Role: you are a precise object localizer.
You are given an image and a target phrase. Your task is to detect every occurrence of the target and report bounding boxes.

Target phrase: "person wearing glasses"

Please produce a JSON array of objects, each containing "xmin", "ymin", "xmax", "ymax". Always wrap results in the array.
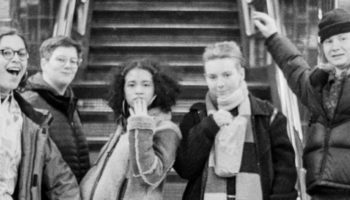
[
  {"xmin": 21, "ymin": 36, "xmax": 90, "ymax": 183},
  {"xmin": 0, "ymin": 30, "xmax": 80, "ymax": 199}
]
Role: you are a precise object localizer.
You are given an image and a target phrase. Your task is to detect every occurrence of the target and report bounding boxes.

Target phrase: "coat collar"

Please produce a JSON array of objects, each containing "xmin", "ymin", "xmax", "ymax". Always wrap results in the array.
[
  {"xmin": 25, "ymin": 72, "xmax": 74, "ymax": 97},
  {"xmin": 249, "ymin": 94, "xmax": 272, "ymax": 116}
]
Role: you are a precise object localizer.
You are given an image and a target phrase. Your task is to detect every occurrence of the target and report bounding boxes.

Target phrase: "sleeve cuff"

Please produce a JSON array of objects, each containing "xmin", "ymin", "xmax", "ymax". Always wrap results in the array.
[
  {"xmin": 203, "ymin": 115, "xmax": 220, "ymax": 140},
  {"xmin": 127, "ymin": 115, "xmax": 155, "ymax": 131}
]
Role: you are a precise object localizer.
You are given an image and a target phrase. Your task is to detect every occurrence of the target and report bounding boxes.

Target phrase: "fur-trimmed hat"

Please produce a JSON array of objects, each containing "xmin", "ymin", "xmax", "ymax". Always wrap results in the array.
[{"xmin": 319, "ymin": 8, "xmax": 350, "ymax": 43}]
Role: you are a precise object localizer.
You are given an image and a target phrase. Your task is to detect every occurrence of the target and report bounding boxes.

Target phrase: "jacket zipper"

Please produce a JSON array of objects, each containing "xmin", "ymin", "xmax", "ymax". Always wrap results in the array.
[{"xmin": 319, "ymin": 79, "xmax": 346, "ymax": 176}]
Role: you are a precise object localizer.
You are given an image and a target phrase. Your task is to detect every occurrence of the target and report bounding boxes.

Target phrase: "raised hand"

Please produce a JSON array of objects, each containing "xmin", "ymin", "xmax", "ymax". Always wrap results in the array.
[
  {"xmin": 129, "ymin": 97, "xmax": 148, "ymax": 117},
  {"xmin": 252, "ymin": 11, "xmax": 278, "ymax": 38}
]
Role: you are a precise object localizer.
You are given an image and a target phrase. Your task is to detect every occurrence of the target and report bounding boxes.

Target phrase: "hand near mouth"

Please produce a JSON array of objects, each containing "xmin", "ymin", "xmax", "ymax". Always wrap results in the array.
[{"xmin": 129, "ymin": 98, "xmax": 148, "ymax": 116}]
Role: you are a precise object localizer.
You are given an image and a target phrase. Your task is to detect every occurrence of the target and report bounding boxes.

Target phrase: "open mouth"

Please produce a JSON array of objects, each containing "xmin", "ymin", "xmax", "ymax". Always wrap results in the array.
[{"xmin": 6, "ymin": 68, "xmax": 20, "ymax": 76}]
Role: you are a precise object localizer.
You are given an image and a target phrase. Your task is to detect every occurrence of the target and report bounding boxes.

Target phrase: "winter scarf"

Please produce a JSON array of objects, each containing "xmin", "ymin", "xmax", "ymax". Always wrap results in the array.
[{"xmin": 204, "ymin": 82, "xmax": 263, "ymax": 200}]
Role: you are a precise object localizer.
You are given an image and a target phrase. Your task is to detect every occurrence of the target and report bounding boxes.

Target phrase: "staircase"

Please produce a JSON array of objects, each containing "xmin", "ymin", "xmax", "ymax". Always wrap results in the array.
[{"xmin": 72, "ymin": 0, "xmax": 271, "ymax": 199}]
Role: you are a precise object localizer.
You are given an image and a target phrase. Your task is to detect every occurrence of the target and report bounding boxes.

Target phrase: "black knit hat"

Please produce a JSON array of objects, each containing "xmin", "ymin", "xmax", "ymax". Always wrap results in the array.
[{"xmin": 319, "ymin": 8, "xmax": 350, "ymax": 43}]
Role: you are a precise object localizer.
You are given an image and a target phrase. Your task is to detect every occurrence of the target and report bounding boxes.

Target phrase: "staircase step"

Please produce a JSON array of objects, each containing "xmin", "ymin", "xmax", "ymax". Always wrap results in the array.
[
  {"xmin": 94, "ymin": 1, "xmax": 237, "ymax": 12},
  {"xmin": 92, "ymin": 23, "xmax": 239, "ymax": 30},
  {"xmin": 90, "ymin": 28, "xmax": 238, "ymax": 48},
  {"xmin": 73, "ymin": 78, "xmax": 270, "ymax": 99},
  {"xmin": 92, "ymin": 11, "xmax": 238, "ymax": 29},
  {"xmin": 78, "ymin": 99, "xmax": 201, "ymax": 122}
]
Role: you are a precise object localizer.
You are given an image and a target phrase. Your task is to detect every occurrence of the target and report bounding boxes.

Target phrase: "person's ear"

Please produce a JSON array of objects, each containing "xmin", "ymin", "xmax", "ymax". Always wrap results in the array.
[
  {"xmin": 40, "ymin": 57, "xmax": 48, "ymax": 71},
  {"xmin": 239, "ymin": 66, "xmax": 245, "ymax": 81}
]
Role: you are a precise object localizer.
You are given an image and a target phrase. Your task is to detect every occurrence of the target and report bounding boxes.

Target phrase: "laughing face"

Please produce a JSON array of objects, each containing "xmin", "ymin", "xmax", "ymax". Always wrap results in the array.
[
  {"xmin": 0, "ymin": 34, "xmax": 28, "ymax": 97},
  {"xmin": 322, "ymin": 32, "xmax": 350, "ymax": 69}
]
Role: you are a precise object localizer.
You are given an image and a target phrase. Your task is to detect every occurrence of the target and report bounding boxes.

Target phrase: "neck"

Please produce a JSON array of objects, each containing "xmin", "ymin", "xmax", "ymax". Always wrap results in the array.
[
  {"xmin": 42, "ymin": 74, "xmax": 68, "ymax": 95},
  {"xmin": 0, "ymin": 89, "xmax": 10, "ymax": 99}
]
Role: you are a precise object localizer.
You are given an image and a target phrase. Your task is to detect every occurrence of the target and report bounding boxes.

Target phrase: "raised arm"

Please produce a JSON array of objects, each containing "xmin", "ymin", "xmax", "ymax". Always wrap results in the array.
[{"xmin": 253, "ymin": 11, "xmax": 325, "ymax": 114}]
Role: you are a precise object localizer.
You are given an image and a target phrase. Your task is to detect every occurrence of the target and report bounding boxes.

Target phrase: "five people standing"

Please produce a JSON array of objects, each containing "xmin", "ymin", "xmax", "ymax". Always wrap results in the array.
[{"xmin": 2, "ymin": 6, "xmax": 350, "ymax": 200}]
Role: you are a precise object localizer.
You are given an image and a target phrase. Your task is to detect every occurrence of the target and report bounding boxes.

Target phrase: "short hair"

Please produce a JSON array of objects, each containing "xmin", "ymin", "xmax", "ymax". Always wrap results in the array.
[
  {"xmin": 203, "ymin": 41, "xmax": 245, "ymax": 68},
  {"xmin": 39, "ymin": 36, "xmax": 82, "ymax": 59},
  {"xmin": 108, "ymin": 58, "xmax": 180, "ymax": 120}
]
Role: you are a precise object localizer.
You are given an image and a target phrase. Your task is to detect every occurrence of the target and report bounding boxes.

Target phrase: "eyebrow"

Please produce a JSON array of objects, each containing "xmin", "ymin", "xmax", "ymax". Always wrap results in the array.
[{"xmin": 0, "ymin": 47, "xmax": 26, "ymax": 50}]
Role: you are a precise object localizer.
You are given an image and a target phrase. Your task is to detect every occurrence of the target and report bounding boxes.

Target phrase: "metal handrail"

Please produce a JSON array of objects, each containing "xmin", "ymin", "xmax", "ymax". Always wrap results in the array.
[
  {"xmin": 53, "ymin": 0, "xmax": 77, "ymax": 36},
  {"xmin": 53, "ymin": 0, "xmax": 90, "ymax": 37},
  {"xmin": 266, "ymin": 2, "xmax": 309, "ymax": 200}
]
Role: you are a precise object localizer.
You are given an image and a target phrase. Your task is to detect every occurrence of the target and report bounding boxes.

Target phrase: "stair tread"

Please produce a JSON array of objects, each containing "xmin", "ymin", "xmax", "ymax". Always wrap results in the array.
[
  {"xmin": 88, "ymin": 60, "xmax": 202, "ymax": 68},
  {"xmin": 89, "ymin": 41, "xmax": 215, "ymax": 48},
  {"xmin": 78, "ymin": 99, "xmax": 202, "ymax": 113},
  {"xmin": 91, "ymin": 23, "xmax": 239, "ymax": 30},
  {"xmin": 73, "ymin": 78, "xmax": 269, "ymax": 88},
  {"xmin": 94, "ymin": 1, "xmax": 237, "ymax": 12}
]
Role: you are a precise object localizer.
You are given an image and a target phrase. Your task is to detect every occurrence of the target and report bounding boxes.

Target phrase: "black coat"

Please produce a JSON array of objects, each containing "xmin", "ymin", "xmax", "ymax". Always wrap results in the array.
[
  {"xmin": 174, "ymin": 95, "xmax": 297, "ymax": 200},
  {"xmin": 266, "ymin": 33, "xmax": 350, "ymax": 195},
  {"xmin": 21, "ymin": 73, "xmax": 90, "ymax": 182}
]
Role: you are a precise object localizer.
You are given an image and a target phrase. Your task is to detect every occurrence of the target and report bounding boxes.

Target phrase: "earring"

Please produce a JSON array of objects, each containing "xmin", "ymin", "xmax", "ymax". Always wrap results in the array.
[
  {"xmin": 149, "ymin": 95, "xmax": 157, "ymax": 105},
  {"xmin": 122, "ymin": 99, "xmax": 128, "ymax": 116}
]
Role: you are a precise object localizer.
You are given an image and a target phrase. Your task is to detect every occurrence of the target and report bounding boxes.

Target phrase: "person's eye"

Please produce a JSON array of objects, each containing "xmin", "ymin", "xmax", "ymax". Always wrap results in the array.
[
  {"xmin": 340, "ymin": 36, "xmax": 348, "ymax": 41},
  {"xmin": 126, "ymin": 83, "xmax": 135, "ymax": 87},
  {"xmin": 3, "ymin": 49, "xmax": 13, "ymax": 57},
  {"xmin": 56, "ymin": 57, "xmax": 67, "ymax": 63},
  {"xmin": 206, "ymin": 74, "xmax": 216, "ymax": 80},
  {"xmin": 18, "ymin": 49, "xmax": 28, "ymax": 58},
  {"xmin": 324, "ymin": 38, "xmax": 332, "ymax": 44},
  {"xmin": 223, "ymin": 72, "xmax": 231, "ymax": 78},
  {"xmin": 70, "ymin": 59, "xmax": 79, "ymax": 65},
  {"xmin": 143, "ymin": 82, "xmax": 152, "ymax": 87}
]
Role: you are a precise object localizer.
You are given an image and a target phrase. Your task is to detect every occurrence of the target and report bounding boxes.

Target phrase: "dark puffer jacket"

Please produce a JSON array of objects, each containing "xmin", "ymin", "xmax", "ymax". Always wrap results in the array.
[
  {"xmin": 174, "ymin": 95, "xmax": 297, "ymax": 200},
  {"xmin": 266, "ymin": 33, "xmax": 350, "ymax": 195},
  {"xmin": 21, "ymin": 73, "xmax": 90, "ymax": 182}
]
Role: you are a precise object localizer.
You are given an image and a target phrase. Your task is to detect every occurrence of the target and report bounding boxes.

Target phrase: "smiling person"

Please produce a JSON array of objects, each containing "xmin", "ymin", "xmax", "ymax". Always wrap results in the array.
[
  {"xmin": 80, "ymin": 58, "xmax": 181, "ymax": 200},
  {"xmin": 20, "ymin": 36, "xmax": 90, "ymax": 183},
  {"xmin": 173, "ymin": 41, "xmax": 297, "ymax": 200},
  {"xmin": 0, "ymin": 30, "xmax": 80, "ymax": 200},
  {"xmin": 253, "ymin": 9, "xmax": 350, "ymax": 200}
]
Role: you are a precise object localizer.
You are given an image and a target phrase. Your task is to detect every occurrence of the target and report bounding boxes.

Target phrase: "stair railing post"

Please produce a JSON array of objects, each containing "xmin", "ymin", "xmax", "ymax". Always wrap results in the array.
[
  {"xmin": 53, "ymin": 0, "xmax": 77, "ymax": 37},
  {"xmin": 266, "ymin": 1, "xmax": 309, "ymax": 200}
]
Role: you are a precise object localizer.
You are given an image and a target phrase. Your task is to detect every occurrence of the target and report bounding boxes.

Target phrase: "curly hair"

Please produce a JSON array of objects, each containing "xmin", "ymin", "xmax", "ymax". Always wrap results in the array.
[{"xmin": 108, "ymin": 58, "xmax": 180, "ymax": 119}]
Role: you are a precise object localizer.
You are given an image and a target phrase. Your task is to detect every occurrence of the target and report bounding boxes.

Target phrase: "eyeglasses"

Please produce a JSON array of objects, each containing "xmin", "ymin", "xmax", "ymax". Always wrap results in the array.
[
  {"xmin": 0, "ymin": 48, "xmax": 28, "ymax": 61},
  {"xmin": 54, "ymin": 56, "xmax": 82, "ymax": 66}
]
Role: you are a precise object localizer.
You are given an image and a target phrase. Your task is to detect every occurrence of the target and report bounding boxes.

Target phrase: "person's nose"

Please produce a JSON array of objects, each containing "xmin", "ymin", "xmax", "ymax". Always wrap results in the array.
[
  {"xmin": 216, "ymin": 76, "xmax": 225, "ymax": 89},
  {"xmin": 11, "ymin": 52, "xmax": 21, "ymax": 62},
  {"xmin": 135, "ymin": 85, "xmax": 144, "ymax": 95}
]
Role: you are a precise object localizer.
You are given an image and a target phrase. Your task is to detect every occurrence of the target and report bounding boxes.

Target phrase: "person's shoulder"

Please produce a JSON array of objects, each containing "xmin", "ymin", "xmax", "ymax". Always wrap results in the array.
[
  {"xmin": 20, "ymin": 89, "xmax": 41, "ymax": 103},
  {"xmin": 156, "ymin": 118, "xmax": 181, "ymax": 139},
  {"xmin": 250, "ymin": 95, "xmax": 276, "ymax": 114}
]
